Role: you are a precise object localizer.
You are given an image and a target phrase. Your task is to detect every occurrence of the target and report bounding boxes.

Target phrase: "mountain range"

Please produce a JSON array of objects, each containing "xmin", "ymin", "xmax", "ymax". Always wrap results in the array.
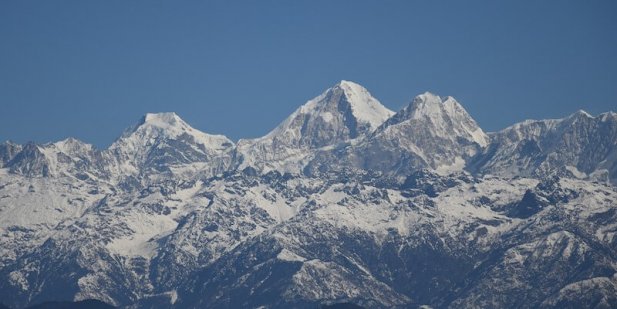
[{"xmin": 1, "ymin": 81, "xmax": 616, "ymax": 308}]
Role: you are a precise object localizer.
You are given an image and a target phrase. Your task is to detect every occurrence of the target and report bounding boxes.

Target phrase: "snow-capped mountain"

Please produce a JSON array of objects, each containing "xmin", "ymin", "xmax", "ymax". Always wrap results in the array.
[
  {"xmin": 3, "ymin": 138, "xmax": 102, "ymax": 179},
  {"xmin": 236, "ymin": 80, "xmax": 394, "ymax": 173},
  {"xmin": 107, "ymin": 112, "xmax": 235, "ymax": 180},
  {"xmin": 306, "ymin": 92, "xmax": 488, "ymax": 177},
  {"xmin": 472, "ymin": 110, "xmax": 617, "ymax": 184},
  {"xmin": 0, "ymin": 81, "xmax": 616, "ymax": 309}
]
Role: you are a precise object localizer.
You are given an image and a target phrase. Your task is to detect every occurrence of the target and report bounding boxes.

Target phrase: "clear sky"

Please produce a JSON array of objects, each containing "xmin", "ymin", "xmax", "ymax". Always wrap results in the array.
[{"xmin": 1, "ymin": 1, "xmax": 616, "ymax": 148}]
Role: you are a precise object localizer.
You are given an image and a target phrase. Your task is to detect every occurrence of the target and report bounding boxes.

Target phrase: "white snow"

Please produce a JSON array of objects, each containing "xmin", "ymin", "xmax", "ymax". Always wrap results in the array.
[
  {"xmin": 435, "ymin": 156, "xmax": 466, "ymax": 175},
  {"xmin": 247, "ymin": 184, "xmax": 301, "ymax": 222},
  {"xmin": 236, "ymin": 81, "xmax": 394, "ymax": 173},
  {"xmin": 103, "ymin": 112, "xmax": 235, "ymax": 179},
  {"xmin": 320, "ymin": 112, "xmax": 334, "ymax": 123},
  {"xmin": 565, "ymin": 165, "xmax": 587, "ymax": 179},
  {"xmin": 0, "ymin": 80, "xmax": 616, "ymax": 308},
  {"xmin": 8, "ymin": 271, "xmax": 29, "ymax": 291},
  {"xmin": 338, "ymin": 80, "xmax": 395, "ymax": 129},
  {"xmin": 106, "ymin": 212, "xmax": 178, "ymax": 258},
  {"xmin": 277, "ymin": 248, "xmax": 306, "ymax": 262}
]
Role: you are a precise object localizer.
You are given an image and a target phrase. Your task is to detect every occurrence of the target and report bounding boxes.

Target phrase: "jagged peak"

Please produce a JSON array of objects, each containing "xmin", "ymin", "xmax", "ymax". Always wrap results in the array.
[{"xmin": 376, "ymin": 91, "xmax": 488, "ymax": 147}]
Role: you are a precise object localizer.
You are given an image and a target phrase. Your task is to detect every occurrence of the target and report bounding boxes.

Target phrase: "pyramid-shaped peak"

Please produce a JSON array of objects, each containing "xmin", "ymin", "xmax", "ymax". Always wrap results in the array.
[
  {"xmin": 326, "ymin": 80, "xmax": 395, "ymax": 129},
  {"xmin": 238, "ymin": 81, "xmax": 394, "ymax": 168}
]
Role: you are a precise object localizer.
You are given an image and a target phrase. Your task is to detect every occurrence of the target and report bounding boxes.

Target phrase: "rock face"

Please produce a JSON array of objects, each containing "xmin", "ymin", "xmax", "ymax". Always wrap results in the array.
[{"xmin": 0, "ymin": 81, "xmax": 616, "ymax": 309}]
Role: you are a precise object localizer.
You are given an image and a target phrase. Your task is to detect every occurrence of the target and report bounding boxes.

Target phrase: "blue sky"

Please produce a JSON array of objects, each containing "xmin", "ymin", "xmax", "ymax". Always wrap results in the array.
[{"xmin": 1, "ymin": 1, "xmax": 616, "ymax": 147}]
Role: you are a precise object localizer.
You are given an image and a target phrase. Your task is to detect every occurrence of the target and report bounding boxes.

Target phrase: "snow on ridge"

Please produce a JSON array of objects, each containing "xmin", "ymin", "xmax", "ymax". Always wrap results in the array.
[
  {"xmin": 492, "ymin": 108, "xmax": 614, "ymax": 136},
  {"xmin": 277, "ymin": 248, "xmax": 307, "ymax": 262},
  {"xmin": 252, "ymin": 80, "xmax": 393, "ymax": 142},
  {"xmin": 112, "ymin": 112, "xmax": 234, "ymax": 152},
  {"xmin": 384, "ymin": 91, "xmax": 489, "ymax": 148},
  {"xmin": 337, "ymin": 80, "xmax": 395, "ymax": 129}
]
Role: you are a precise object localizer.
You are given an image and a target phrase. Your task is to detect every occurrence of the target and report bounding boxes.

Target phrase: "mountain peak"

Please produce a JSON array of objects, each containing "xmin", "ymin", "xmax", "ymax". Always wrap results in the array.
[
  {"xmin": 334, "ymin": 80, "xmax": 367, "ymax": 96},
  {"xmin": 110, "ymin": 112, "xmax": 233, "ymax": 161},
  {"xmin": 237, "ymin": 81, "xmax": 393, "ymax": 173},
  {"xmin": 121, "ymin": 112, "xmax": 196, "ymax": 140},
  {"xmin": 336, "ymin": 79, "xmax": 359, "ymax": 88},
  {"xmin": 569, "ymin": 109, "xmax": 593, "ymax": 119},
  {"xmin": 140, "ymin": 112, "xmax": 182, "ymax": 127},
  {"xmin": 330, "ymin": 81, "xmax": 395, "ymax": 130},
  {"xmin": 106, "ymin": 112, "xmax": 234, "ymax": 176},
  {"xmin": 52, "ymin": 137, "xmax": 95, "ymax": 154},
  {"xmin": 259, "ymin": 81, "xmax": 394, "ymax": 142},
  {"xmin": 376, "ymin": 91, "xmax": 488, "ymax": 151},
  {"xmin": 408, "ymin": 92, "xmax": 453, "ymax": 119},
  {"xmin": 117, "ymin": 112, "xmax": 233, "ymax": 146},
  {"xmin": 414, "ymin": 91, "xmax": 442, "ymax": 102}
]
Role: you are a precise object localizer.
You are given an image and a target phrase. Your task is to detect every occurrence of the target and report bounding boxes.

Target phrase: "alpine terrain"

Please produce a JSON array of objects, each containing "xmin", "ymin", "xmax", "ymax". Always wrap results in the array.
[{"xmin": 1, "ymin": 80, "xmax": 616, "ymax": 308}]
